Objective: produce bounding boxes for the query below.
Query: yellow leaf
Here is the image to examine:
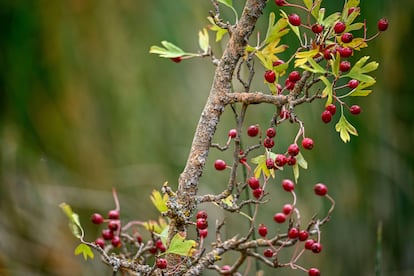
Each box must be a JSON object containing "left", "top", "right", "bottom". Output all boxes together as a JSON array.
[
  {"left": 294, "top": 48, "right": 320, "bottom": 67},
  {"left": 150, "top": 189, "right": 169, "bottom": 213}
]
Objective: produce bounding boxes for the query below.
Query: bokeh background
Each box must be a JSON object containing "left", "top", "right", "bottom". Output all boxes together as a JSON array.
[{"left": 0, "top": 0, "right": 412, "bottom": 275}]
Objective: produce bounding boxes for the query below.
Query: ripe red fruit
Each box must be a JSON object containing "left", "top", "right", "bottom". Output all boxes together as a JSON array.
[
  {"left": 287, "top": 143, "right": 300, "bottom": 156},
  {"left": 196, "top": 218, "right": 208, "bottom": 230},
  {"left": 199, "top": 229, "right": 208, "bottom": 239},
  {"left": 253, "top": 188, "right": 264, "bottom": 199},
  {"left": 314, "top": 183, "right": 328, "bottom": 196},
  {"left": 305, "top": 239, "right": 315, "bottom": 250},
  {"left": 308, "top": 268, "right": 321, "bottom": 276},
  {"left": 108, "top": 220, "right": 119, "bottom": 231},
  {"left": 282, "top": 203, "right": 293, "bottom": 215},
  {"left": 214, "top": 159, "right": 227, "bottom": 170},
  {"left": 378, "top": 18, "right": 389, "bottom": 32},
  {"left": 91, "top": 213, "right": 104, "bottom": 224},
  {"left": 155, "top": 239, "right": 164, "bottom": 250},
  {"left": 111, "top": 236, "right": 122, "bottom": 248},
  {"left": 108, "top": 210, "right": 120, "bottom": 220},
  {"left": 170, "top": 57, "right": 182, "bottom": 63},
  {"left": 263, "top": 248, "right": 274, "bottom": 257},
  {"left": 266, "top": 127, "right": 276, "bottom": 138},
  {"left": 275, "top": 0, "right": 286, "bottom": 7},
  {"left": 286, "top": 156, "right": 296, "bottom": 166},
  {"left": 263, "top": 137, "right": 275, "bottom": 148},
  {"left": 248, "top": 177, "right": 260, "bottom": 190},
  {"left": 311, "top": 242, "right": 323, "bottom": 253},
  {"left": 95, "top": 238, "right": 105, "bottom": 249},
  {"left": 302, "top": 137, "right": 314, "bottom": 150},
  {"left": 228, "top": 129, "right": 237, "bottom": 138},
  {"left": 350, "top": 104, "right": 362, "bottom": 115},
  {"left": 196, "top": 210, "right": 208, "bottom": 220},
  {"left": 156, "top": 258, "right": 168, "bottom": 269},
  {"left": 102, "top": 229, "right": 114, "bottom": 240},
  {"left": 288, "top": 227, "right": 300, "bottom": 239},
  {"left": 339, "top": 61, "right": 351, "bottom": 72},
  {"left": 282, "top": 179, "right": 295, "bottom": 192},
  {"left": 334, "top": 21, "right": 346, "bottom": 34},
  {"left": 288, "top": 71, "right": 301, "bottom": 82},
  {"left": 311, "top": 23, "right": 324, "bottom": 34},
  {"left": 137, "top": 235, "right": 143, "bottom": 243},
  {"left": 341, "top": 32, "right": 353, "bottom": 43},
  {"left": 266, "top": 158, "right": 275, "bottom": 169},
  {"left": 339, "top": 47, "right": 353, "bottom": 58},
  {"left": 348, "top": 79, "right": 359, "bottom": 89},
  {"left": 325, "top": 104, "right": 337, "bottom": 115},
  {"left": 321, "top": 110, "right": 332, "bottom": 123},
  {"left": 273, "top": 59, "right": 285, "bottom": 67},
  {"left": 323, "top": 49, "right": 333, "bottom": 60},
  {"left": 348, "top": 6, "right": 357, "bottom": 15},
  {"left": 247, "top": 125, "right": 259, "bottom": 137},
  {"left": 288, "top": 13, "right": 301, "bottom": 26},
  {"left": 275, "top": 154, "right": 288, "bottom": 167},
  {"left": 258, "top": 224, "right": 268, "bottom": 237},
  {"left": 273, "top": 212, "right": 286, "bottom": 223},
  {"left": 279, "top": 109, "right": 290, "bottom": 119},
  {"left": 264, "top": 70, "right": 276, "bottom": 83},
  {"left": 298, "top": 230, "right": 309, "bottom": 241}
]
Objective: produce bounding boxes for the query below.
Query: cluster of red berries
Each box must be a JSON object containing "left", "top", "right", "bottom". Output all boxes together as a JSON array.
[
  {"left": 91, "top": 209, "right": 122, "bottom": 249},
  {"left": 196, "top": 210, "right": 209, "bottom": 239},
  {"left": 321, "top": 102, "right": 361, "bottom": 124}
]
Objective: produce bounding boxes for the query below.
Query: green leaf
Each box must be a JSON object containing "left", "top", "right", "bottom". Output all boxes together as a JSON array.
[
  {"left": 265, "top": 13, "right": 290, "bottom": 44},
  {"left": 335, "top": 114, "right": 358, "bottom": 143},
  {"left": 329, "top": 51, "right": 340, "bottom": 77},
  {"left": 150, "top": 189, "right": 169, "bottom": 213},
  {"left": 207, "top": 17, "right": 228, "bottom": 42},
  {"left": 166, "top": 233, "right": 197, "bottom": 257},
  {"left": 303, "top": 0, "right": 313, "bottom": 10},
  {"left": 322, "top": 12, "right": 341, "bottom": 27},
  {"left": 198, "top": 28, "right": 209, "bottom": 53},
  {"left": 345, "top": 56, "right": 378, "bottom": 83},
  {"left": 149, "top": 41, "right": 195, "bottom": 58},
  {"left": 295, "top": 48, "right": 320, "bottom": 67},
  {"left": 59, "top": 202, "right": 84, "bottom": 239},
  {"left": 74, "top": 244, "right": 94, "bottom": 260},
  {"left": 319, "top": 76, "right": 333, "bottom": 106},
  {"left": 217, "top": 0, "right": 238, "bottom": 22},
  {"left": 349, "top": 81, "right": 376, "bottom": 96},
  {"left": 257, "top": 40, "right": 288, "bottom": 69},
  {"left": 292, "top": 152, "right": 308, "bottom": 183},
  {"left": 251, "top": 154, "right": 276, "bottom": 179},
  {"left": 293, "top": 163, "right": 300, "bottom": 183},
  {"left": 300, "top": 57, "right": 327, "bottom": 74},
  {"left": 280, "top": 10, "right": 302, "bottom": 44}
]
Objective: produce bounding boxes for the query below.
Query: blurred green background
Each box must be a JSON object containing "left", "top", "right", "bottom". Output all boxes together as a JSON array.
[{"left": 0, "top": 0, "right": 412, "bottom": 275}]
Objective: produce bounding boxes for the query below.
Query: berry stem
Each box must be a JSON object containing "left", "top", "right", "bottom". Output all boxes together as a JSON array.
[{"left": 112, "top": 187, "right": 121, "bottom": 212}]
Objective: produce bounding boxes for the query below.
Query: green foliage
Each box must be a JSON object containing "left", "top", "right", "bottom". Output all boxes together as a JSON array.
[
  {"left": 74, "top": 244, "right": 94, "bottom": 261},
  {"left": 59, "top": 202, "right": 84, "bottom": 239},
  {"left": 165, "top": 233, "right": 197, "bottom": 257},
  {"left": 335, "top": 113, "right": 358, "bottom": 143}
]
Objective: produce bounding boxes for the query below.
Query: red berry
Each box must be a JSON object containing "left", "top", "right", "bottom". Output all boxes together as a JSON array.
[
  {"left": 273, "top": 59, "right": 285, "bottom": 66},
  {"left": 196, "top": 210, "right": 208, "bottom": 220},
  {"left": 288, "top": 13, "right": 301, "bottom": 26},
  {"left": 95, "top": 238, "right": 105, "bottom": 249},
  {"left": 378, "top": 18, "right": 388, "bottom": 32},
  {"left": 311, "top": 23, "right": 324, "bottom": 34},
  {"left": 341, "top": 32, "right": 353, "bottom": 43},
  {"left": 275, "top": 154, "right": 288, "bottom": 167},
  {"left": 339, "top": 61, "right": 351, "bottom": 72},
  {"left": 156, "top": 258, "right": 168, "bottom": 269},
  {"left": 258, "top": 224, "right": 268, "bottom": 237},
  {"left": 214, "top": 159, "right": 227, "bottom": 170},
  {"left": 136, "top": 235, "right": 143, "bottom": 243},
  {"left": 102, "top": 229, "right": 114, "bottom": 240},
  {"left": 285, "top": 79, "right": 295, "bottom": 90},
  {"left": 248, "top": 177, "right": 260, "bottom": 190},
  {"left": 275, "top": 0, "right": 286, "bottom": 6},
  {"left": 312, "top": 242, "right": 322, "bottom": 253},
  {"left": 170, "top": 57, "right": 182, "bottom": 63},
  {"left": 323, "top": 49, "right": 333, "bottom": 60},
  {"left": 263, "top": 137, "right": 275, "bottom": 148},
  {"left": 108, "top": 220, "right": 119, "bottom": 231},
  {"left": 321, "top": 110, "right": 332, "bottom": 123},
  {"left": 287, "top": 143, "right": 300, "bottom": 156},
  {"left": 288, "top": 227, "right": 300, "bottom": 239},
  {"left": 314, "top": 183, "right": 328, "bottom": 196},
  {"left": 350, "top": 104, "right": 362, "bottom": 115},
  {"left": 149, "top": 246, "right": 158, "bottom": 255},
  {"left": 287, "top": 156, "right": 296, "bottom": 166},
  {"left": 228, "top": 129, "right": 237, "bottom": 138},
  {"left": 298, "top": 230, "right": 309, "bottom": 241},
  {"left": 111, "top": 236, "right": 122, "bottom": 248},
  {"left": 253, "top": 188, "right": 264, "bottom": 199},
  {"left": 263, "top": 248, "right": 274, "bottom": 258},
  {"left": 91, "top": 213, "right": 104, "bottom": 224},
  {"left": 334, "top": 21, "right": 346, "bottom": 34},
  {"left": 348, "top": 6, "right": 357, "bottom": 15},
  {"left": 288, "top": 71, "right": 301, "bottom": 82},
  {"left": 279, "top": 109, "right": 290, "bottom": 119},
  {"left": 266, "top": 158, "right": 275, "bottom": 169},
  {"left": 108, "top": 210, "right": 120, "bottom": 220},
  {"left": 247, "top": 125, "right": 259, "bottom": 137},
  {"left": 308, "top": 268, "right": 321, "bottom": 276},
  {"left": 302, "top": 137, "right": 314, "bottom": 150},
  {"left": 348, "top": 79, "right": 359, "bottom": 89},
  {"left": 196, "top": 218, "right": 208, "bottom": 230},
  {"left": 155, "top": 239, "right": 164, "bottom": 249},
  {"left": 282, "top": 203, "right": 293, "bottom": 215},
  {"left": 199, "top": 229, "right": 208, "bottom": 239},
  {"left": 264, "top": 70, "right": 276, "bottom": 83},
  {"left": 282, "top": 179, "right": 295, "bottom": 192},
  {"left": 339, "top": 47, "right": 353, "bottom": 58},
  {"left": 273, "top": 212, "right": 286, "bottom": 223},
  {"left": 325, "top": 104, "right": 337, "bottom": 115},
  {"left": 266, "top": 127, "right": 276, "bottom": 138},
  {"left": 305, "top": 239, "right": 315, "bottom": 250}
]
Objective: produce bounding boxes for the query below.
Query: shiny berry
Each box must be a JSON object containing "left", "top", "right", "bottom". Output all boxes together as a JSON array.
[
  {"left": 247, "top": 125, "right": 259, "bottom": 137},
  {"left": 228, "top": 129, "right": 237, "bottom": 138},
  {"left": 199, "top": 229, "right": 208, "bottom": 239},
  {"left": 348, "top": 6, "right": 357, "bottom": 15},
  {"left": 302, "top": 137, "right": 314, "bottom": 150},
  {"left": 312, "top": 242, "right": 323, "bottom": 253},
  {"left": 334, "top": 21, "right": 346, "bottom": 34},
  {"left": 282, "top": 179, "right": 295, "bottom": 192},
  {"left": 282, "top": 203, "right": 293, "bottom": 215},
  {"left": 280, "top": 109, "right": 290, "bottom": 119},
  {"left": 348, "top": 79, "right": 359, "bottom": 89},
  {"left": 137, "top": 235, "right": 143, "bottom": 243},
  {"left": 298, "top": 230, "right": 309, "bottom": 241},
  {"left": 285, "top": 79, "right": 295, "bottom": 90},
  {"left": 266, "top": 158, "right": 275, "bottom": 169},
  {"left": 248, "top": 177, "right": 260, "bottom": 190},
  {"left": 350, "top": 104, "right": 362, "bottom": 115},
  {"left": 323, "top": 49, "right": 333, "bottom": 60},
  {"left": 156, "top": 258, "right": 168, "bottom": 269},
  {"left": 314, "top": 183, "right": 328, "bottom": 196},
  {"left": 341, "top": 32, "right": 353, "bottom": 43},
  {"left": 288, "top": 227, "right": 300, "bottom": 239},
  {"left": 308, "top": 268, "right": 321, "bottom": 276},
  {"left": 311, "top": 23, "right": 324, "bottom": 34},
  {"left": 196, "top": 210, "right": 208, "bottom": 220},
  {"left": 321, "top": 110, "right": 332, "bottom": 123},
  {"left": 378, "top": 18, "right": 388, "bottom": 32},
  {"left": 339, "top": 61, "right": 351, "bottom": 72},
  {"left": 275, "top": 154, "right": 288, "bottom": 167},
  {"left": 275, "top": 0, "right": 286, "bottom": 6},
  {"left": 102, "top": 229, "right": 114, "bottom": 240},
  {"left": 287, "top": 156, "right": 296, "bottom": 166},
  {"left": 288, "top": 71, "right": 301, "bottom": 82},
  {"left": 214, "top": 159, "right": 227, "bottom": 170},
  {"left": 91, "top": 213, "right": 104, "bottom": 224},
  {"left": 155, "top": 239, "right": 164, "bottom": 250},
  {"left": 108, "top": 210, "right": 120, "bottom": 220},
  {"left": 288, "top": 14, "right": 301, "bottom": 26},
  {"left": 263, "top": 248, "right": 274, "bottom": 257},
  {"left": 305, "top": 239, "right": 315, "bottom": 250},
  {"left": 111, "top": 236, "right": 122, "bottom": 248},
  {"left": 266, "top": 127, "right": 276, "bottom": 138},
  {"left": 287, "top": 143, "right": 300, "bottom": 156},
  {"left": 258, "top": 224, "right": 268, "bottom": 237},
  {"left": 171, "top": 57, "right": 182, "bottom": 63},
  {"left": 253, "top": 188, "right": 264, "bottom": 199},
  {"left": 273, "top": 59, "right": 285, "bottom": 66},
  {"left": 196, "top": 218, "right": 208, "bottom": 230},
  {"left": 264, "top": 70, "right": 276, "bottom": 83},
  {"left": 325, "top": 104, "right": 337, "bottom": 115},
  {"left": 263, "top": 137, "right": 275, "bottom": 148},
  {"left": 108, "top": 220, "right": 119, "bottom": 231},
  {"left": 95, "top": 238, "right": 105, "bottom": 249},
  {"left": 273, "top": 212, "right": 286, "bottom": 223},
  {"left": 339, "top": 47, "right": 353, "bottom": 58}
]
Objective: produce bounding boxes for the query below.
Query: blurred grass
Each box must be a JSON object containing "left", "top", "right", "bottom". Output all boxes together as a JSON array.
[{"left": 0, "top": 0, "right": 413, "bottom": 275}]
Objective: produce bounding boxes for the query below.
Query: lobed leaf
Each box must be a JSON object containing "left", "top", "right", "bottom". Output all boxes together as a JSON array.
[
  {"left": 319, "top": 76, "right": 333, "bottom": 106},
  {"left": 150, "top": 189, "right": 169, "bottom": 213},
  {"left": 335, "top": 114, "right": 358, "bottom": 143},
  {"left": 345, "top": 56, "right": 378, "bottom": 83},
  {"left": 294, "top": 48, "right": 320, "bottom": 67},
  {"left": 59, "top": 202, "right": 84, "bottom": 239},
  {"left": 207, "top": 17, "right": 228, "bottom": 42},
  {"left": 198, "top": 28, "right": 209, "bottom": 53},
  {"left": 265, "top": 13, "right": 290, "bottom": 44},
  {"left": 349, "top": 81, "right": 376, "bottom": 96},
  {"left": 300, "top": 57, "right": 327, "bottom": 74},
  {"left": 74, "top": 244, "right": 94, "bottom": 260},
  {"left": 149, "top": 41, "right": 187, "bottom": 58},
  {"left": 166, "top": 233, "right": 197, "bottom": 257}
]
